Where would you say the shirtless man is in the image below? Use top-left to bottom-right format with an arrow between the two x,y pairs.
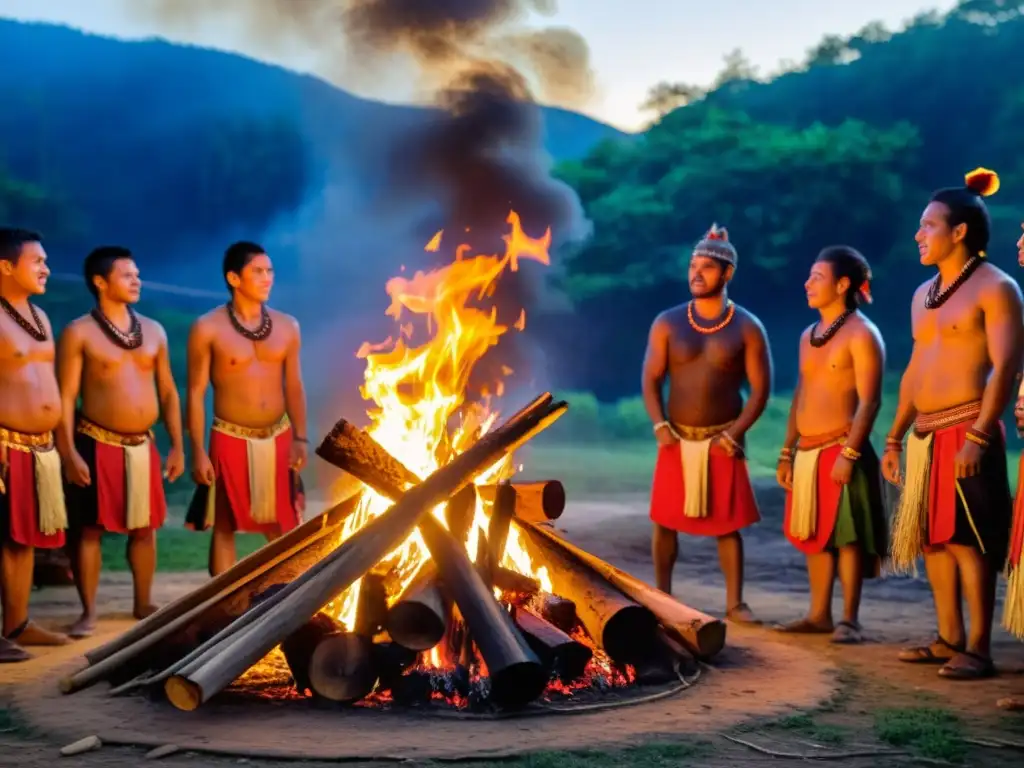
883,168 -> 1021,681
998,221 -> 1024,710
0,228 -> 71,662
644,224 -> 772,623
775,246 -> 887,644
57,246 -> 185,638
185,241 -> 308,575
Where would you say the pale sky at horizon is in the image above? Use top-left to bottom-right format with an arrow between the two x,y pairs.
1,0 -> 959,131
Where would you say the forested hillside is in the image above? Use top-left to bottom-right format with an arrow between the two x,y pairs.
0,20 -> 624,278
547,0 -> 1024,399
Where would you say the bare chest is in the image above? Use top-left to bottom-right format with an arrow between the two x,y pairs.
913,288 -> 983,344
800,336 -> 853,380
84,335 -> 159,376
212,333 -> 288,371
667,320 -> 745,371
0,319 -> 54,365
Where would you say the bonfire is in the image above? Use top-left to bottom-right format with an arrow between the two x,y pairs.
59,214 -> 726,715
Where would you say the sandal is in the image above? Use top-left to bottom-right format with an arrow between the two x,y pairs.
831,621 -> 863,645
897,636 -> 963,664
997,696 -> 1024,711
938,651 -> 996,680
0,636 -> 31,664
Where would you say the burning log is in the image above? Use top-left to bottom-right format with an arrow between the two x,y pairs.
308,633 -> 377,703
529,593 -> 578,633
515,523 -> 657,666
477,480 -> 566,522
278,612 -> 345,695
518,521 -> 726,660
162,394 -> 565,712
386,561 -> 448,651
492,567 -> 539,597
446,483 -> 477,543
354,573 -> 388,637
512,605 -> 591,683
60,494 -> 364,695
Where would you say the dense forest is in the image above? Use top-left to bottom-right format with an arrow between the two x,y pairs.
545,0 -> 1024,398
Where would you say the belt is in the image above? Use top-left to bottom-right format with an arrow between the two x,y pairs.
212,414 -> 290,440
0,426 -> 55,453
914,401 -> 982,434
76,416 -> 152,447
670,420 -> 734,441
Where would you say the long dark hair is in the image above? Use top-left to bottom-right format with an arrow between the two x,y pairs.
816,245 -> 872,310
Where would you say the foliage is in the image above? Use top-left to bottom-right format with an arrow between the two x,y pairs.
544,2 -> 1024,400
874,707 -> 967,763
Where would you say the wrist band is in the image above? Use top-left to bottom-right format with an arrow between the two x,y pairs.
884,436 -> 903,453
294,436 -> 308,444
840,444 -> 861,461
965,429 -> 990,449
653,421 -> 670,434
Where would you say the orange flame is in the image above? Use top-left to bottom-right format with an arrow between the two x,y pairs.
325,212 -> 554,634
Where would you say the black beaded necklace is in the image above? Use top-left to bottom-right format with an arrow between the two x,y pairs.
924,256 -> 982,310
809,309 -> 853,348
226,301 -> 272,341
91,306 -> 143,350
0,296 -> 47,341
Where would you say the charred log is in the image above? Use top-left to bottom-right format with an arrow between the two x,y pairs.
512,605 -> 592,683
386,561 -> 447,651
492,567 -> 540,597
518,521 -> 726,660
279,612 -> 345,695
529,593 -> 578,633
308,633 -> 378,703
355,573 -> 388,637
477,480 -> 566,522
372,642 -> 418,693
515,524 -> 657,666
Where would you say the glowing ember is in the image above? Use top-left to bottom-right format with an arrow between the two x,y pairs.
324,211 -> 554,638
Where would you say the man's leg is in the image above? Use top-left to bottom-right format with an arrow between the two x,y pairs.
127,529 -> 158,619
68,525 -> 103,637
899,549 -> 964,661
939,542 -> 996,677
777,552 -> 835,632
209,496 -> 237,577
832,544 -> 865,643
718,532 -> 758,622
1,541 -> 69,645
652,523 -> 678,594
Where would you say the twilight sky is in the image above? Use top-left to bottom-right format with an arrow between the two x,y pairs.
0,0 -> 957,131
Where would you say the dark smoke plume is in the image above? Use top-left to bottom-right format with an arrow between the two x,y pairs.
127,0 -> 594,404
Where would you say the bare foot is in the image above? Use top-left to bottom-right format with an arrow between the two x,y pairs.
997,696 -> 1024,711
773,617 -> 834,634
6,620 -> 72,646
726,603 -> 762,625
133,604 -> 159,620
68,614 -> 97,639
0,636 -> 32,663
897,636 -> 963,664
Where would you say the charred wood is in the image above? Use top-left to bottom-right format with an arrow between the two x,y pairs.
512,605 -> 592,683
386,561 -> 447,651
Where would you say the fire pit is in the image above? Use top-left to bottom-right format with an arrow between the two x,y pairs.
58,215 -> 726,716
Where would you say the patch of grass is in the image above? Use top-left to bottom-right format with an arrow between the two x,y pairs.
100,527 -> 266,573
445,740 -> 708,767
874,706 -> 966,763
0,705 -> 36,738
752,712 -> 849,747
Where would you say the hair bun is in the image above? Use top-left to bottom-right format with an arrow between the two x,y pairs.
965,167 -> 1000,197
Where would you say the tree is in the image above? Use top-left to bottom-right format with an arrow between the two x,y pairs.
639,82 -> 706,118
712,48 -> 759,88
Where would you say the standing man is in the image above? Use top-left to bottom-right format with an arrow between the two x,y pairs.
883,168 -> 1021,681
998,221 -> 1024,710
644,224 -> 772,624
185,241 -> 308,576
775,246 -> 888,644
0,228 -> 71,663
56,246 -> 185,638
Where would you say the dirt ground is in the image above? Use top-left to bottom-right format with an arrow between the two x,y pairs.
2,479 -> 1023,767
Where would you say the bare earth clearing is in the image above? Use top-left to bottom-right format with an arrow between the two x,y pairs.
2,479 -> 1023,767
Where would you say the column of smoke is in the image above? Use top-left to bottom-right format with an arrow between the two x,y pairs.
130,0 -> 593,440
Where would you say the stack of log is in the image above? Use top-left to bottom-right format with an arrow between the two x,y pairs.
59,392 -> 726,714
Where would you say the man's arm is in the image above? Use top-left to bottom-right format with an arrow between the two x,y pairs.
728,315 -> 773,440
641,315 -> 670,427
283,317 -> 308,442
153,324 -> 184,453
55,323 -> 85,458
781,332 -> 809,454
887,299 -> 923,443
844,325 -> 886,453
185,319 -> 212,455
972,277 -> 1024,437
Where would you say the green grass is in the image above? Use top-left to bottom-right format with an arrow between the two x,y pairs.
445,740 -> 707,767
100,528 -> 266,573
874,706 -> 967,763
